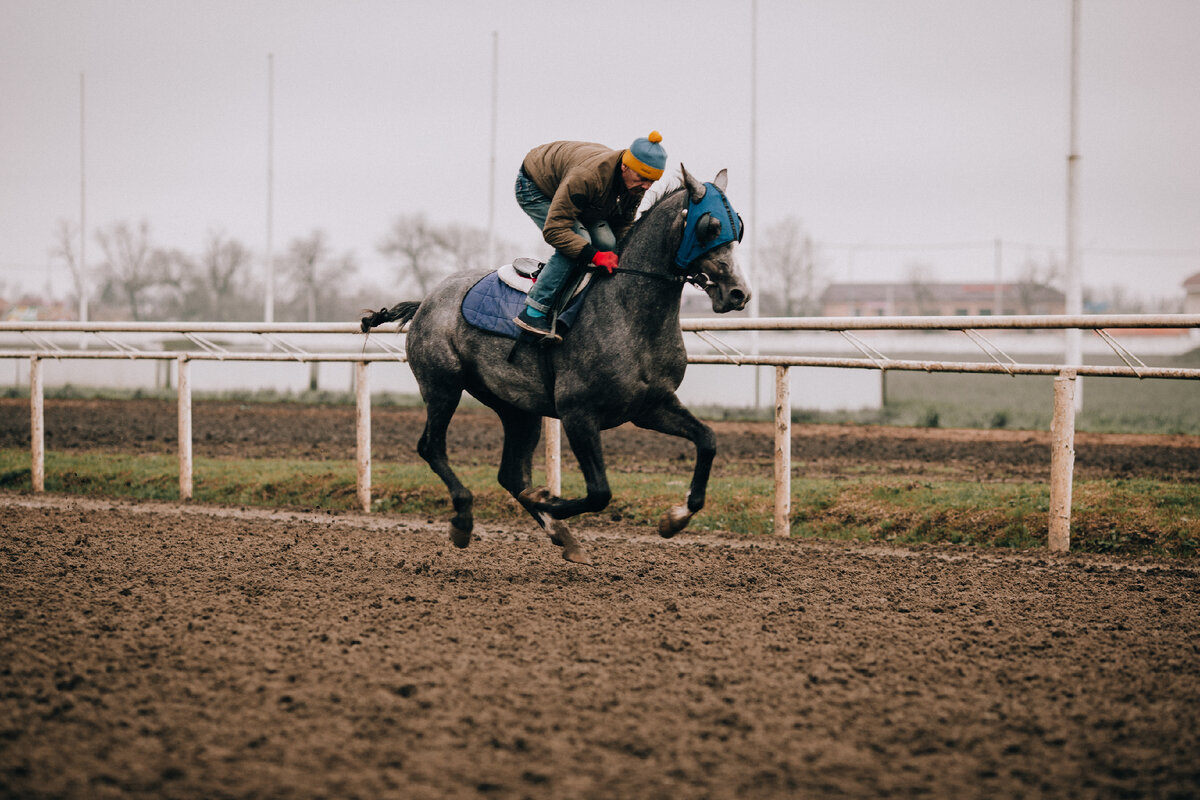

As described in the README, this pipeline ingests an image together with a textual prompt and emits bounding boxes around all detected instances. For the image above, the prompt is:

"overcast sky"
[2,0,1198,305]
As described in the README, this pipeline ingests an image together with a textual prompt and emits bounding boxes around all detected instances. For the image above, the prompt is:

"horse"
[361,165,750,564]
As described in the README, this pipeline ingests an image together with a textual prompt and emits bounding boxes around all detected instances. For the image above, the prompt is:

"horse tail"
[360,301,421,333]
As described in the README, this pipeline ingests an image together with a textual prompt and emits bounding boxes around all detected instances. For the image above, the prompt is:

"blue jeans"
[514,170,591,314]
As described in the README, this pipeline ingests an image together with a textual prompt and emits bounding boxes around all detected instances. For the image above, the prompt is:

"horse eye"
[702,214,722,240]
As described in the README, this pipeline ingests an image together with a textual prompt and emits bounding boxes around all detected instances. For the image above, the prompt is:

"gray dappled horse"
[361,166,750,564]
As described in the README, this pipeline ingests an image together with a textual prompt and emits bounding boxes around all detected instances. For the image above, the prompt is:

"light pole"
[1065,0,1083,408]
[265,53,275,323]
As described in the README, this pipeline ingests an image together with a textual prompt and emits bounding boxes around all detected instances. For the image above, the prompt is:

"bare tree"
[95,219,160,320]
[281,230,357,389]
[49,219,87,313]
[282,230,358,322]
[436,222,491,272]
[757,216,822,315]
[149,247,193,319]
[193,230,253,320]
[378,213,448,294]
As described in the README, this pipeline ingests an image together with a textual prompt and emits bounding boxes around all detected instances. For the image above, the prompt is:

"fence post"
[544,418,562,496]
[1049,369,1077,552]
[356,361,371,512]
[30,356,44,493]
[177,357,193,501]
[774,366,792,536]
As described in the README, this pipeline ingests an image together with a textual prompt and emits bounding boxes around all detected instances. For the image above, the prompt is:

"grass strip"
[0,449,1196,558]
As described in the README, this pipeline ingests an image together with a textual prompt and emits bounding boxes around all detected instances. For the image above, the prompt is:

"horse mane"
[616,180,685,254]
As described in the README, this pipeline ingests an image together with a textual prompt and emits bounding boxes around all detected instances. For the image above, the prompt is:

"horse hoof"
[520,487,554,509]
[549,523,589,564]
[546,519,569,547]
[658,504,694,538]
[562,546,592,566]
[449,525,472,548]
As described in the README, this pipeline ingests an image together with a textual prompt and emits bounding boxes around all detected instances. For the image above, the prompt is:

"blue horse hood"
[674,183,744,269]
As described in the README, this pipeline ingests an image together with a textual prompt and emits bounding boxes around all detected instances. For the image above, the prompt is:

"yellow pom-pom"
[648,130,662,143]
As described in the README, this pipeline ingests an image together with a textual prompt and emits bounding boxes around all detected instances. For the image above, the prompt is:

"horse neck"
[593,240,684,337]
[598,195,688,334]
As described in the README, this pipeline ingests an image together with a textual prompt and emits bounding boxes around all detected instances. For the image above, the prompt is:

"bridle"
[607,181,742,292]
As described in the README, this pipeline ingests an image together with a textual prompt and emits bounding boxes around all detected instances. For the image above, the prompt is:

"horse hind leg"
[495,409,591,565]
[417,390,474,548]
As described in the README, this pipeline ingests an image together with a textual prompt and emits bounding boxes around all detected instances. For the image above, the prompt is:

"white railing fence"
[3,314,1199,553]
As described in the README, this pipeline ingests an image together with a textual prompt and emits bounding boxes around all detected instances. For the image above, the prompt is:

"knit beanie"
[622,130,667,181]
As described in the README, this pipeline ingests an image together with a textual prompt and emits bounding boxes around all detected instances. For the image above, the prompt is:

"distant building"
[819,282,1065,317]
[0,297,76,321]
[1184,272,1200,315]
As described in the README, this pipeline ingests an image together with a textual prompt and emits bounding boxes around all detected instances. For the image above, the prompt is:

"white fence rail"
[3,314,1199,553]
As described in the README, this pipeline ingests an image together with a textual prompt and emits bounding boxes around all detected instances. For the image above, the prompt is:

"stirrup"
[513,311,562,344]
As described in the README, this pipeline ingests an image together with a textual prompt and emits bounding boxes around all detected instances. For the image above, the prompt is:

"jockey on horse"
[512,131,668,343]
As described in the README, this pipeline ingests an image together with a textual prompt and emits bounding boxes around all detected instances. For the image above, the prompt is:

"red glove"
[592,251,619,274]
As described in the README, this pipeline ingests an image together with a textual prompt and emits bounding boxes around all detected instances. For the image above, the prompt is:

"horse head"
[676,165,752,314]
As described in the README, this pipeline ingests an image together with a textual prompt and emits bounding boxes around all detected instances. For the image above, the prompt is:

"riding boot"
[515,249,578,343]
[514,307,562,343]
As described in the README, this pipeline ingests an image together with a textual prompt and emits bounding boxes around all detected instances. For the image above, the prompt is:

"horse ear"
[712,169,728,192]
[681,163,707,203]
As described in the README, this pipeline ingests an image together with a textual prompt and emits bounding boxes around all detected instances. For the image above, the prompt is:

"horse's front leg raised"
[632,395,717,537]
[518,411,612,521]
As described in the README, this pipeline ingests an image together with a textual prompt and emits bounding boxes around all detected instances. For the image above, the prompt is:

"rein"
[608,266,710,291]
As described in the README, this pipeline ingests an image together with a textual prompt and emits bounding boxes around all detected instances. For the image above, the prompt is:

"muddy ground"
[1,399,1199,798]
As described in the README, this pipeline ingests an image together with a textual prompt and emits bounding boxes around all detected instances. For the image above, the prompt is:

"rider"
[512,131,668,342]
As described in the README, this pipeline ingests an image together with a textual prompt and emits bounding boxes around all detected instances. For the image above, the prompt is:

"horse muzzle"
[707,281,751,314]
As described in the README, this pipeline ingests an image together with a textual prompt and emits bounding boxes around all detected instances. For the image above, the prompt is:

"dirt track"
[2,494,1199,798]
[2,399,1200,797]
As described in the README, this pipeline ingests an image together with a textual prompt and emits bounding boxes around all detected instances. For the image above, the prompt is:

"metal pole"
[1065,0,1083,408]
[1049,370,1077,552]
[773,366,791,537]
[30,357,44,493]
[178,357,192,501]
[264,53,275,323]
[487,31,499,267]
[749,0,761,407]
[993,237,1003,315]
[79,73,88,326]
[356,361,371,512]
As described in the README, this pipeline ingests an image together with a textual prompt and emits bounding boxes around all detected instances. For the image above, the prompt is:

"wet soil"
[1,400,1199,797]
[2,496,1199,799]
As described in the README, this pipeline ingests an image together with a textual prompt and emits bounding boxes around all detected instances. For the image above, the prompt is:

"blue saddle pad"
[461,271,588,339]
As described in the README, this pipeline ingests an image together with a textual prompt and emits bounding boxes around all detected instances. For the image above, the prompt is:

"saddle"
[460,258,593,340]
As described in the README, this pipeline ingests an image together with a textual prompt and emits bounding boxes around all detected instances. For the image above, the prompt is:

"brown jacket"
[521,141,647,265]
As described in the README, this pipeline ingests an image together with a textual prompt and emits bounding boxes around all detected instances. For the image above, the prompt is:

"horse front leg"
[518,412,612,521]
[632,395,717,538]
